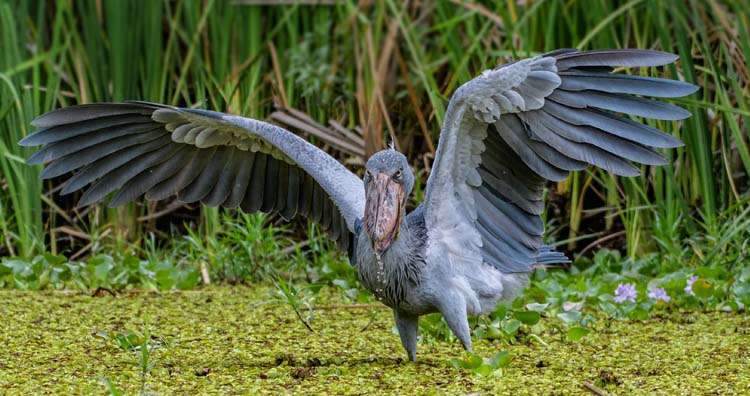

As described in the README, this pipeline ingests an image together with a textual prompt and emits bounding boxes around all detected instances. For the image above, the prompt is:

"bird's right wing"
[20,101,365,253]
[422,49,698,273]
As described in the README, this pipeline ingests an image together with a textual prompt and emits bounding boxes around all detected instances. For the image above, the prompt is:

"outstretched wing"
[20,101,365,252]
[423,49,698,273]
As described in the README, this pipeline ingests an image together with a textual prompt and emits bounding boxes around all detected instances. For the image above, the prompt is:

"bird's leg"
[435,293,472,352]
[393,310,419,362]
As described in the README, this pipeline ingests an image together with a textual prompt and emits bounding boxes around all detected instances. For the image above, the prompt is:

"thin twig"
[281,240,310,255]
[52,226,91,241]
[448,0,504,28]
[293,307,315,333]
[70,228,112,260]
[577,230,627,258]
[91,287,117,297]
[137,201,186,222]
[360,309,378,331]
[267,41,289,108]
[582,382,608,396]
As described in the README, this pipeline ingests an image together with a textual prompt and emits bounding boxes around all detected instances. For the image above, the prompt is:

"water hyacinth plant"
[647,285,671,303]
[613,283,638,304]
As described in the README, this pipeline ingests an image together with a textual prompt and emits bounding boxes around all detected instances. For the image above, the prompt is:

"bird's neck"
[356,210,425,307]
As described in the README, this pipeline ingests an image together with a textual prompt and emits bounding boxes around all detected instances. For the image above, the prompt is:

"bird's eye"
[365,170,372,179]
[394,169,402,179]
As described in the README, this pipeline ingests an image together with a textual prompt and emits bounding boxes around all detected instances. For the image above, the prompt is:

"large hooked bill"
[364,172,404,256]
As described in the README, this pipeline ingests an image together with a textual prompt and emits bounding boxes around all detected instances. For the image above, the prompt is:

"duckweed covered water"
[0,287,747,395]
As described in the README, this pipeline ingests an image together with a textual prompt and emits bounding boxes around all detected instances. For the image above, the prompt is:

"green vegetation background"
[0,1,749,395]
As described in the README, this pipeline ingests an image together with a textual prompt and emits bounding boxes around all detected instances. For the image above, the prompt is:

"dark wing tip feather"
[30,103,155,128]
[554,49,679,70]
[182,107,227,120]
[18,133,40,147]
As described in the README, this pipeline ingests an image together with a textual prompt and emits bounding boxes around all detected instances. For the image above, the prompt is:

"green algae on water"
[0,287,747,395]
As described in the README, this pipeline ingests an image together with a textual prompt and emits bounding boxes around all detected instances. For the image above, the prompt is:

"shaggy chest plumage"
[355,208,426,308]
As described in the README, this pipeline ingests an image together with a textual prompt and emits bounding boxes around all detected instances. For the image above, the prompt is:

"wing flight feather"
[423,49,698,273]
[21,102,365,252]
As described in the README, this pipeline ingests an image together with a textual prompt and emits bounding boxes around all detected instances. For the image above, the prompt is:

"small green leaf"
[630,307,650,321]
[462,353,483,369]
[474,364,493,376]
[557,311,582,325]
[598,301,618,317]
[513,310,540,325]
[488,351,513,368]
[567,326,590,342]
[503,319,521,334]
[693,279,714,299]
[484,327,504,340]
[492,305,508,320]
[525,302,549,312]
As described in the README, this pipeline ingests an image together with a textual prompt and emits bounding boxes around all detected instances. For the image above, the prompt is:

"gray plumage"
[20,49,698,362]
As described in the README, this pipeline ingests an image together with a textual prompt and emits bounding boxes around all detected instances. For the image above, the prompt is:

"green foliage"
[0,0,746,264]
[94,321,163,396]
[0,253,200,291]
[0,1,59,258]
[271,277,316,332]
[180,212,287,282]
[449,350,513,377]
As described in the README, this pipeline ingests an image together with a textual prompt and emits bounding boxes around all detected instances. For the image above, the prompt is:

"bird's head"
[363,149,414,256]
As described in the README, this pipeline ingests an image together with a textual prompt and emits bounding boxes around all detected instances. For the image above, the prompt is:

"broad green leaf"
[474,364,493,376]
[484,327,503,340]
[525,302,549,312]
[693,279,714,299]
[488,351,513,368]
[557,311,582,325]
[492,305,508,320]
[503,319,521,334]
[462,353,483,369]
[513,310,540,325]
[567,326,590,342]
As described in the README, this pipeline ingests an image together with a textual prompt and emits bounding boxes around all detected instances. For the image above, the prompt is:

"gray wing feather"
[179,146,230,203]
[62,135,174,195]
[28,123,161,165]
[226,151,255,210]
[202,149,241,207]
[558,72,697,98]
[283,166,300,220]
[261,157,279,213]
[39,128,163,179]
[20,114,153,146]
[22,101,364,252]
[242,152,266,213]
[554,49,679,69]
[111,145,194,205]
[423,49,697,274]
[547,89,690,120]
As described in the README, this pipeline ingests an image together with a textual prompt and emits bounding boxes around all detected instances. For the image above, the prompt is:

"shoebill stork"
[21,49,697,361]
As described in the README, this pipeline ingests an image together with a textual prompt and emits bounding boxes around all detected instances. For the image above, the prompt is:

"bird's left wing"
[20,101,365,252]
[422,49,698,273]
